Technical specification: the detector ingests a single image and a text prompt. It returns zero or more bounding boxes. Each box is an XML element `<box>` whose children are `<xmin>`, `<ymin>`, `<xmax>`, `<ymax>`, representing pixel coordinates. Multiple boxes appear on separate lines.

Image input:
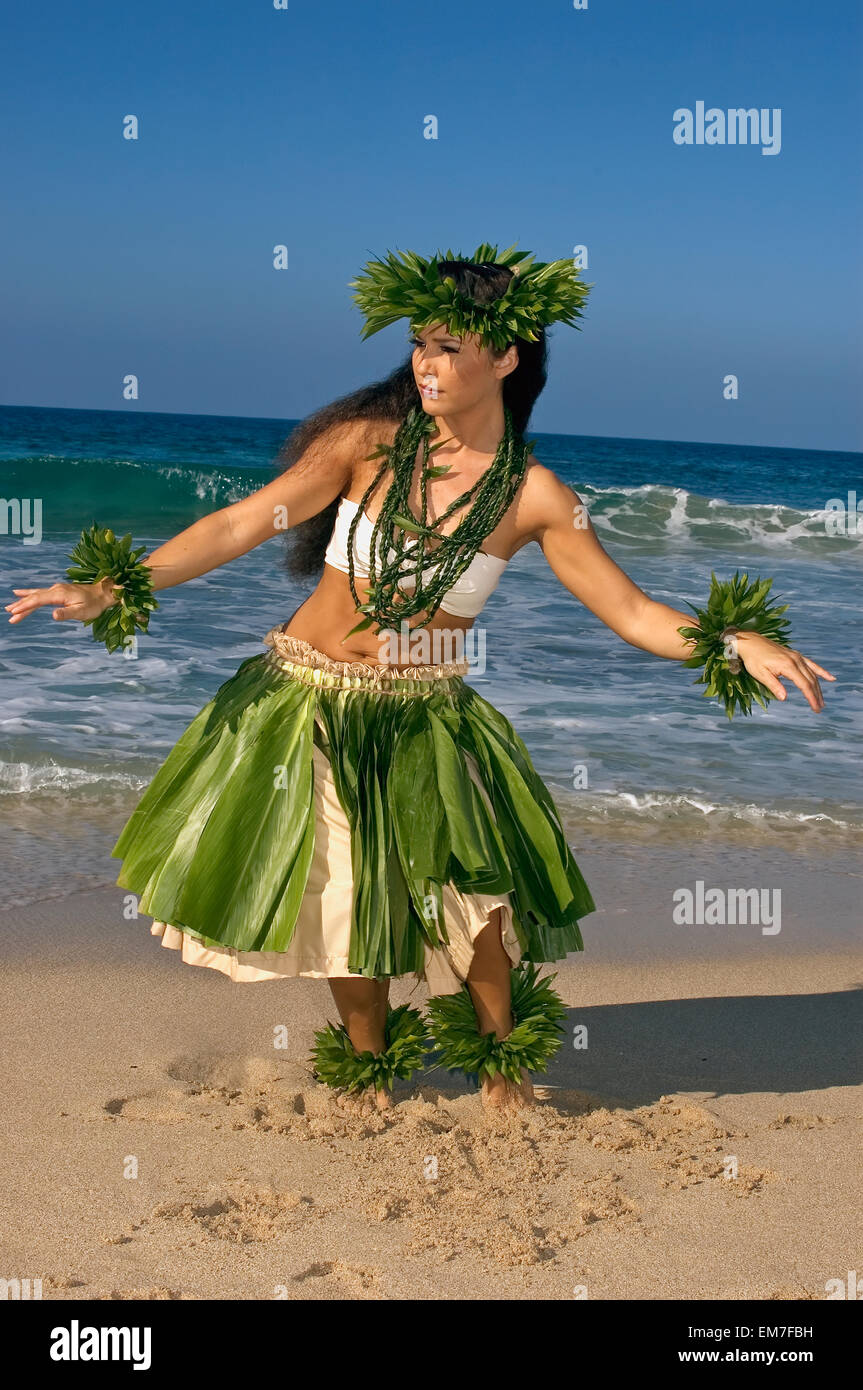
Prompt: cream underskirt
<box><xmin>151</xmin><ymin>739</ymin><xmax>521</xmax><ymax>996</ymax></box>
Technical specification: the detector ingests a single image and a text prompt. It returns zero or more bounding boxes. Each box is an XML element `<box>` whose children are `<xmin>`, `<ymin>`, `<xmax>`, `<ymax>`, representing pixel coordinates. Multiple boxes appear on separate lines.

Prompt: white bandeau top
<box><xmin>324</xmin><ymin>497</ymin><xmax>508</xmax><ymax>619</ymax></box>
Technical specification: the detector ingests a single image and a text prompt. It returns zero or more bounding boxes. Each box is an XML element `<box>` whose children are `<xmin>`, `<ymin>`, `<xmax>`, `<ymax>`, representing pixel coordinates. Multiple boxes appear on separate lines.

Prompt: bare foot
<box><xmin>481</xmin><ymin>1068</ymin><xmax>534</xmax><ymax>1110</ymax></box>
<box><xmin>340</xmin><ymin>1084</ymin><xmax>393</xmax><ymax>1115</ymax></box>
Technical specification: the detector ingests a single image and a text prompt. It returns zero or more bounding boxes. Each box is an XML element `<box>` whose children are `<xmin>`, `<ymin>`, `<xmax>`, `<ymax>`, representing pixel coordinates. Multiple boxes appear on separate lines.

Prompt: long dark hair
<box><xmin>277</xmin><ymin>260</ymin><xmax>549</xmax><ymax>579</ymax></box>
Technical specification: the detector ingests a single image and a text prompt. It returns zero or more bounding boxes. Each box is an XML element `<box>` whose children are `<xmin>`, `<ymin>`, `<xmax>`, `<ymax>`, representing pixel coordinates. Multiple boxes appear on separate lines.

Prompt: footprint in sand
<box><xmin>575</xmin><ymin>1095</ymin><xmax>764</xmax><ymax>1192</ymax></box>
<box><xmin>331</xmin><ymin>1098</ymin><xmax>643</xmax><ymax>1268</ymax></box>
<box><xmin>721</xmin><ymin>1164</ymin><xmax>778</xmax><ymax>1197</ymax></box>
<box><xmin>575</xmin><ymin>1173</ymin><xmax>640</xmax><ymax>1226</ymax></box>
<box><xmin>99</xmin><ymin>1056</ymin><xmax>311</xmax><ymax>1130</ymax></box>
<box><xmin>291</xmin><ymin>1260</ymin><xmax>383</xmax><ymax>1299</ymax></box>
<box><xmin>102</xmin><ymin>1181</ymin><xmax>325</xmax><ymax>1249</ymax></box>
<box><xmin>768</xmin><ymin>1113</ymin><xmax>837</xmax><ymax>1130</ymax></box>
<box><xmin>151</xmin><ymin>1182</ymin><xmax>324</xmax><ymax>1243</ymax></box>
<box><xmin>102</xmin><ymin>1089</ymin><xmax>194</xmax><ymax>1124</ymax></box>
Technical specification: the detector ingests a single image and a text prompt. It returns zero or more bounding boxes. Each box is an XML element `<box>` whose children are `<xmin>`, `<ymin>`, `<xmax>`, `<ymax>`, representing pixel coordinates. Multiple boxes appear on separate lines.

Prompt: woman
<box><xmin>6</xmin><ymin>245</ymin><xmax>833</xmax><ymax>1112</ymax></box>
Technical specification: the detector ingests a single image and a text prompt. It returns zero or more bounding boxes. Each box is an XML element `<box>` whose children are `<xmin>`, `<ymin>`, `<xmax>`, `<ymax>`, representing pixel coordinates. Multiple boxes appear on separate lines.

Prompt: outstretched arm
<box><xmin>6</xmin><ymin>418</ymin><xmax>369</xmax><ymax>629</ymax></box>
<box><xmin>524</xmin><ymin>464</ymin><xmax>835</xmax><ymax>712</ymax></box>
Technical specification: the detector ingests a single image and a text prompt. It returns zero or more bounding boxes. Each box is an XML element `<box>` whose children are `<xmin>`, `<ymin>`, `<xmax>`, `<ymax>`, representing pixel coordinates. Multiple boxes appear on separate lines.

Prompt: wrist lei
<box><xmin>66</xmin><ymin>523</ymin><xmax>158</xmax><ymax>654</ymax></box>
<box><xmin>677</xmin><ymin>571</ymin><xmax>792</xmax><ymax>719</ymax></box>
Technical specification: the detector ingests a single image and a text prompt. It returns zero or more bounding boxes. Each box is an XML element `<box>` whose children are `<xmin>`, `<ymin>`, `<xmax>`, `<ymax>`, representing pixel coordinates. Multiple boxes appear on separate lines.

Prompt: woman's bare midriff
<box><xmin>282</xmin><ymin>564</ymin><xmax>476</xmax><ymax>667</ymax></box>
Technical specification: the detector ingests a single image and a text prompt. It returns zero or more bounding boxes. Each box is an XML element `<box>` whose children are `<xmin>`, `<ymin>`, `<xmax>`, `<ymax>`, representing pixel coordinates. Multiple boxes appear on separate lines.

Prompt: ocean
<box><xmin>1</xmin><ymin>402</ymin><xmax>860</xmax><ymax>910</ymax></box>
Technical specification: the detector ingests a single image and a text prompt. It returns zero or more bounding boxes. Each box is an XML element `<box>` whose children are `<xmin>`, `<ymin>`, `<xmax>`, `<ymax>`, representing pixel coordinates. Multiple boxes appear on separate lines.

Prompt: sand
<box><xmin>0</xmin><ymin>863</ymin><xmax>860</xmax><ymax>1302</ymax></box>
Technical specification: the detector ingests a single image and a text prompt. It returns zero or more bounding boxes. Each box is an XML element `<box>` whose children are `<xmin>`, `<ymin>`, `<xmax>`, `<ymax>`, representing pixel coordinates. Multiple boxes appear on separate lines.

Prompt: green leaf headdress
<box><xmin>350</xmin><ymin>242</ymin><xmax>593</xmax><ymax>351</ymax></box>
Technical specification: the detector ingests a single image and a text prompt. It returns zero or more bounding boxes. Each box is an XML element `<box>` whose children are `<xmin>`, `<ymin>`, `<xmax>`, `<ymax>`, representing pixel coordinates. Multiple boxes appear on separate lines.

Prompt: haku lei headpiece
<box><xmin>342</xmin><ymin>242</ymin><xmax>591</xmax><ymax>636</ymax></box>
<box><xmin>350</xmin><ymin>241</ymin><xmax>592</xmax><ymax>350</ymax></box>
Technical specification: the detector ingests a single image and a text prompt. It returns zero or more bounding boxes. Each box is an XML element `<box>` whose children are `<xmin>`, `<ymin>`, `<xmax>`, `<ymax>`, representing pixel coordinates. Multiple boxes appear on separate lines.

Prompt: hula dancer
<box><xmin>6</xmin><ymin>243</ymin><xmax>834</xmax><ymax>1112</ymax></box>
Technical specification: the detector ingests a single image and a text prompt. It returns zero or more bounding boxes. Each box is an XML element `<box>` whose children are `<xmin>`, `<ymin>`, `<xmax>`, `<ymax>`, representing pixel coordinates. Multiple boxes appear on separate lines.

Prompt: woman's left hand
<box><xmin>735</xmin><ymin>632</ymin><xmax>836</xmax><ymax>712</ymax></box>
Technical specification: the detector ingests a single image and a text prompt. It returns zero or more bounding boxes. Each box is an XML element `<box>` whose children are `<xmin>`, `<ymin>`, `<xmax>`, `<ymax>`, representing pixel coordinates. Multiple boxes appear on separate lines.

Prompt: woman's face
<box><xmin>410</xmin><ymin>322</ymin><xmax>518</xmax><ymax>417</ymax></box>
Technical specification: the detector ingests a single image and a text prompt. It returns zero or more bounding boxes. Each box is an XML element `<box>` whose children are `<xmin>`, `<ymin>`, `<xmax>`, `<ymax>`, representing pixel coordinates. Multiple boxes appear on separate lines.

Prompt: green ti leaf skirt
<box><xmin>111</xmin><ymin>629</ymin><xmax>596</xmax><ymax>980</ymax></box>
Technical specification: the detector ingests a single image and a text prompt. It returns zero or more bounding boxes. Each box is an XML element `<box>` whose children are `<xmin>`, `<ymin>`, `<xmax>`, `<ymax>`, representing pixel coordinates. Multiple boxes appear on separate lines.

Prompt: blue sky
<box><xmin>1</xmin><ymin>0</ymin><xmax>861</xmax><ymax>450</ymax></box>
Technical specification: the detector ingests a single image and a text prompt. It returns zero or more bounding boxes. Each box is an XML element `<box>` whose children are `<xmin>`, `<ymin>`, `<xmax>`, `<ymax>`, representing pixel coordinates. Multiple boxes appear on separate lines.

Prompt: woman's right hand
<box><xmin>5</xmin><ymin>576</ymin><xmax>119</xmax><ymax>626</ymax></box>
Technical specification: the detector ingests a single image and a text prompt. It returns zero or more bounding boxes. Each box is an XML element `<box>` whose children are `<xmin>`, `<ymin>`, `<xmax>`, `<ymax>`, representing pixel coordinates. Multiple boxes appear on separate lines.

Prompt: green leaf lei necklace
<box><xmin>345</xmin><ymin>404</ymin><xmax>534</xmax><ymax>637</ymax></box>
<box><xmin>343</xmin><ymin>241</ymin><xmax>589</xmax><ymax>637</ymax></box>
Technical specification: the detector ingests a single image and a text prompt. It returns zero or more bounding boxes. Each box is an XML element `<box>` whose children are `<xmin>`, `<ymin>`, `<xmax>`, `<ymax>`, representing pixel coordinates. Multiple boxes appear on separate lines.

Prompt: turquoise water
<box><xmin>1</xmin><ymin>403</ymin><xmax>860</xmax><ymax>907</ymax></box>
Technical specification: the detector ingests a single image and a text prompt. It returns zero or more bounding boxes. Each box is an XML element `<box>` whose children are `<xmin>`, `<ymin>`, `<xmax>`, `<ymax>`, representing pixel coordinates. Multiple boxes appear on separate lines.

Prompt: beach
<box><xmin>2</xmin><ymin>0</ymin><xmax>861</xmax><ymax>1321</ymax></box>
<box><xmin>2</xmin><ymin>839</ymin><xmax>859</xmax><ymax>1302</ymax></box>
<box><xmin>1</xmin><ymin>404</ymin><xmax>860</xmax><ymax>1300</ymax></box>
